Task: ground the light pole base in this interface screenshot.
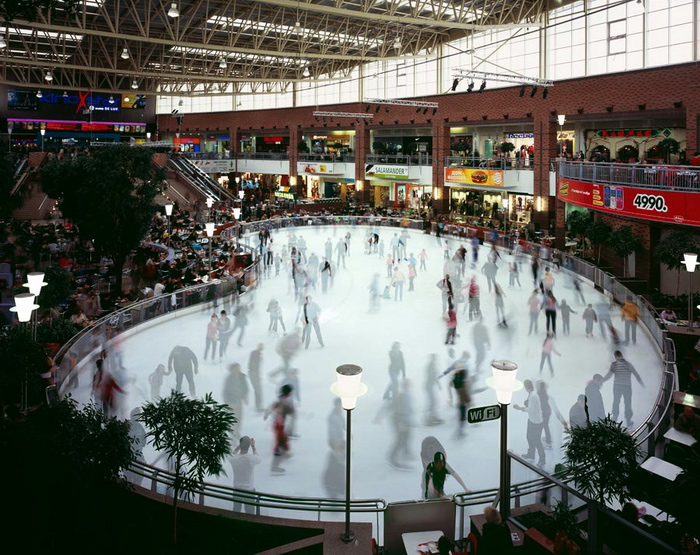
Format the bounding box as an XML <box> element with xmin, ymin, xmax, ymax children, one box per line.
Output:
<box><xmin>340</xmin><ymin>531</ymin><xmax>355</xmax><ymax>544</ymax></box>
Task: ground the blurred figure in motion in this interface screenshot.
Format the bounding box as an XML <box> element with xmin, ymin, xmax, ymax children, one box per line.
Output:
<box><xmin>223</xmin><ymin>362</ymin><xmax>249</xmax><ymax>439</ymax></box>
<box><xmin>423</xmin><ymin>354</ymin><xmax>444</xmax><ymax>426</ymax></box>
<box><xmin>266</xmin><ymin>384</ymin><xmax>295</xmax><ymax>475</ymax></box>
<box><xmin>168</xmin><ymin>345</ymin><xmax>198</xmax><ymax>397</ymax></box>
<box><xmin>388</xmin><ymin>379</ymin><xmax>414</xmax><ymax>471</ymax></box>
<box><xmin>420</xmin><ymin>436</ymin><xmax>469</xmax><ymax>499</ymax></box>
<box><xmin>248</xmin><ymin>344</ymin><xmax>264</xmax><ymax>412</ymax></box>
<box><xmin>323</xmin><ymin>398</ymin><xmax>345</xmax><ymax>498</ymax></box>
<box><xmin>231</xmin><ymin>436</ymin><xmax>260</xmax><ymax>514</ymax></box>
<box><xmin>148</xmin><ymin>363</ymin><xmax>169</xmax><ymax>401</ymax></box>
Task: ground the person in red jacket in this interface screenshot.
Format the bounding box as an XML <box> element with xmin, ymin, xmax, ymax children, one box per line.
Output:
<box><xmin>444</xmin><ymin>300</ymin><xmax>457</xmax><ymax>345</ymax></box>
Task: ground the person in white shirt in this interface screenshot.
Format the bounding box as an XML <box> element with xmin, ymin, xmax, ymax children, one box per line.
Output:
<box><xmin>514</xmin><ymin>379</ymin><xmax>545</xmax><ymax>467</ymax></box>
<box><xmin>231</xmin><ymin>436</ymin><xmax>260</xmax><ymax>514</ymax></box>
<box><xmin>302</xmin><ymin>295</ymin><xmax>324</xmax><ymax>348</ymax></box>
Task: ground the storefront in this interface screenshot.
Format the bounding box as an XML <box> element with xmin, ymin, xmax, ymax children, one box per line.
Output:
<box><xmin>585</xmin><ymin>126</ymin><xmax>685</xmax><ymax>163</ymax></box>
<box><xmin>394</xmin><ymin>183</ymin><xmax>432</xmax><ymax>211</ymax></box>
<box><xmin>174</xmin><ymin>137</ymin><xmax>200</xmax><ymax>152</ymax></box>
<box><xmin>297</xmin><ymin>161</ymin><xmax>348</xmax><ymax>199</ymax></box>
<box><xmin>365</xmin><ymin>163</ymin><xmax>412</xmax><ymax>207</ymax></box>
<box><xmin>304</xmin><ymin>133</ymin><xmax>354</xmax><ymax>155</ymax></box>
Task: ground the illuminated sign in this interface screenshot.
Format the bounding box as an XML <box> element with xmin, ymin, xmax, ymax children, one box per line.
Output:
<box><xmin>444</xmin><ymin>167</ymin><xmax>504</xmax><ymax>187</ymax></box>
<box><xmin>36</xmin><ymin>91</ymin><xmax>121</xmax><ymax>113</ymax></box>
<box><xmin>594</xmin><ymin>128</ymin><xmax>672</xmax><ymax>138</ymax></box>
<box><xmin>297</xmin><ymin>162</ymin><xmax>338</xmax><ymax>175</ymax></box>
<box><xmin>364</xmin><ymin>164</ymin><xmax>410</xmax><ymax>180</ymax></box>
<box><xmin>506</xmin><ymin>132</ymin><xmax>534</xmax><ymax>139</ymax></box>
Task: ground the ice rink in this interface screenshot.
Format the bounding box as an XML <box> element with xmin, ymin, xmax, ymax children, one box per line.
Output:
<box><xmin>67</xmin><ymin>225</ymin><xmax>663</xmax><ymax>504</ymax></box>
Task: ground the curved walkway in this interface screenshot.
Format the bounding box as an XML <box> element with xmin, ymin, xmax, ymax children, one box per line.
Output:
<box><xmin>65</xmin><ymin>225</ymin><xmax>664</xmax><ymax>505</ymax></box>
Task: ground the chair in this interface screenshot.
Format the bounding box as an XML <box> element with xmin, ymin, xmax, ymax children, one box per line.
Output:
<box><xmin>456</xmin><ymin>532</ymin><xmax>478</xmax><ymax>554</ymax></box>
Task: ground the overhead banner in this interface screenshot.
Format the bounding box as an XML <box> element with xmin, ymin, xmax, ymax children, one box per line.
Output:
<box><xmin>557</xmin><ymin>177</ymin><xmax>700</xmax><ymax>226</ymax></box>
<box><xmin>444</xmin><ymin>167</ymin><xmax>504</xmax><ymax>187</ymax></box>
<box><xmin>297</xmin><ymin>162</ymin><xmax>337</xmax><ymax>175</ymax></box>
<box><xmin>365</xmin><ymin>164</ymin><xmax>409</xmax><ymax>180</ymax></box>
<box><xmin>191</xmin><ymin>159</ymin><xmax>235</xmax><ymax>173</ymax></box>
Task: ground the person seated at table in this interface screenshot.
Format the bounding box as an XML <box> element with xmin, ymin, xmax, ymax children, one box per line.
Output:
<box><xmin>660</xmin><ymin>307</ymin><xmax>678</xmax><ymax>322</ymax></box>
<box><xmin>436</xmin><ymin>535</ymin><xmax>454</xmax><ymax>555</ymax></box>
<box><xmin>674</xmin><ymin>406</ymin><xmax>700</xmax><ymax>442</ymax></box>
<box><xmin>480</xmin><ymin>507</ymin><xmax>514</xmax><ymax>554</ymax></box>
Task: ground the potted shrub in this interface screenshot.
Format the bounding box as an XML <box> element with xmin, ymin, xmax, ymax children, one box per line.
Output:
<box><xmin>372</xmin><ymin>140</ymin><xmax>386</xmax><ymax>154</ymax></box>
<box><xmin>551</xmin><ymin>500</ymin><xmax>582</xmax><ymax>555</ymax></box>
<box><xmin>655</xmin><ymin>230</ymin><xmax>699</xmax><ymax>295</ymax></box>
<box><xmin>586</xmin><ymin>220</ymin><xmax>612</xmax><ymax>265</ymax></box>
<box><xmin>656</xmin><ymin>138</ymin><xmax>681</xmax><ymax>164</ymax></box>
<box><xmin>617</xmin><ymin>144</ymin><xmax>639</xmax><ymax>163</ymax></box>
<box><xmin>608</xmin><ymin>226</ymin><xmax>642</xmax><ymax>278</ymax></box>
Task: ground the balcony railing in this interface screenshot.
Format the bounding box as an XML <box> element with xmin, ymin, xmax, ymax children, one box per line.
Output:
<box><xmin>180</xmin><ymin>151</ymin><xmax>232</xmax><ymax>160</ymax></box>
<box><xmin>446</xmin><ymin>156</ymin><xmax>536</xmax><ymax>171</ymax></box>
<box><xmin>558</xmin><ymin>160</ymin><xmax>700</xmax><ymax>191</ymax></box>
<box><xmin>234</xmin><ymin>152</ymin><xmax>289</xmax><ymax>160</ymax></box>
<box><xmin>298</xmin><ymin>153</ymin><xmax>355</xmax><ymax>163</ymax></box>
<box><xmin>364</xmin><ymin>153</ymin><xmax>433</xmax><ymax>165</ymax></box>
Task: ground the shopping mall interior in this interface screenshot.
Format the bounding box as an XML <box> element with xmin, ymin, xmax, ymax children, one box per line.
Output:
<box><xmin>2</xmin><ymin>0</ymin><xmax>700</xmax><ymax>553</ymax></box>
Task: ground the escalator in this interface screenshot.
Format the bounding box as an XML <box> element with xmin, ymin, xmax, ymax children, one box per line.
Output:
<box><xmin>168</xmin><ymin>154</ymin><xmax>236</xmax><ymax>203</ymax></box>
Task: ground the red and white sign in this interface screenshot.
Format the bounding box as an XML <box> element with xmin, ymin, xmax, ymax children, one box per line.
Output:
<box><xmin>557</xmin><ymin>178</ymin><xmax>700</xmax><ymax>225</ymax></box>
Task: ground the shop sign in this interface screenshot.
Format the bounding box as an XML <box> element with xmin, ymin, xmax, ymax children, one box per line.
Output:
<box><xmin>557</xmin><ymin>177</ymin><xmax>700</xmax><ymax>225</ymax></box>
<box><xmin>364</xmin><ymin>164</ymin><xmax>409</xmax><ymax>179</ymax></box>
<box><xmin>275</xmin><ymin>191</ymin><xmax>297</xmax><ymax>200</ymax></box>
<box><xmin>191</xmin><ymin>159</ymin><xmax>235</xmax><ymax>173</ymax></box>
<box><xmin>594</xmin><ymin>127</ymin><xmax>671</xmax><ymax>138</ymax></box>
<box><xmin>444</xmin><ymin>167</ymin><xmax>504</xmax><ymax>187</ymax></box>
<box><xmin>506</xmin><ymin>132</ymin><xmax>534</xmax><ymax>139</ymax></box>
<box><xmin>297</xmin><ymin>162</ymin><xmax>337</xmax><ymax>174</ymax></box>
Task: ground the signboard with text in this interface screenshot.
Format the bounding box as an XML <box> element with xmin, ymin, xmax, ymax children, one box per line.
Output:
<box><xmin>444</xmin><ymin>167</ymin><xmax>504</xmax><ymax>187</ymax></box>
<box><xmin>364</xmin><ymin>164</ymin><xmax>410</xmax><ymax>180</ymax></box>
<box><xmin>297</xmin><ymin>162</ymin><xmax>337</xmax><ymax>175</ymax></box>
<box><xmin>191</xmin><ymin>159</ymin><xmax>235</xmax><ymax>173</ymax></box>
<box><xmin>558</xmin><ymin>177</ymin><xmax>700</xmax><ymax>226</ymax></box>
<box><xmin>467</xmin><ymin>404</ymin><xmax>502</xmax><ymax>424</ymax></box>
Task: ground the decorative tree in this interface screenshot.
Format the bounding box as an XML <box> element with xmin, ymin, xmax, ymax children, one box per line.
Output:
<box><xmin>567</xmin><ymin>210</ymin><xmax>593</xmax><ymax>249</ymax></box>
<box><xmin>0</xmin><ymin>325</ymin><xmax>50</xmax><ymax>409</ymax></box>
<box><xmin>654</xmin><ymin>230</ymin><xmax>699</xmax><ymax>295</ymax></box>
<box><xmin>0</xmin><ymin>152</ymin><xmax>22</xmax><ymax>219</ymax></box>
<box><xmin>297</xmin><ymin>140</ymin><xmax>309</xmax><ymax>153</ymax></box>
<box><xmin>500</xmin><ymin>141</ymin><xmax>516</xmax><ymax>156</ymax></box>
<box><xmin>37</xmin><ymin>265</ymin><xmax>74</xmax><ymax>322</ymax></box>
<box><xmin>656</xmin><ymin>138</ymin><xmax>681</xmax><ymax>164</ymax></box>
<box><xmin>372</xmin><ymin>140</ymin><xmax>386</xmax><ymax>154</ymax></box>
<box><xmin>586</xmin><ymin>220</ymin><xmax>612</xmax><ymax>264</ymax></box>
<box><xmin>564</xmin><ymin>416</ymin><xmax>641</xmax><ymax>506</ymax></box>
<box><xmin>617</xmin><ymin>144</ymin><xmax>639</xmax><ymax>163</ymax></box>
<box><xmin>609</xmin><ymin>226</ymin><xmax>642</xmax><ymax>277</ymax></box>
<box><xmin>139</xmin><ymin>391</ymin><xmax>236</xmax><ymax>544</ymax></box>
<box><xmin>41</xmin><ymin>145</ymin><xmax>165</xmax><ymax>293</ymax></box>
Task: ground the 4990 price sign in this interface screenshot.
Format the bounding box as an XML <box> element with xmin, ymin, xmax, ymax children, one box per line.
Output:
<box><xmin>632</xmin><ymin>193</ymin><xmax>669</xmax><ymax>213</ymax></box>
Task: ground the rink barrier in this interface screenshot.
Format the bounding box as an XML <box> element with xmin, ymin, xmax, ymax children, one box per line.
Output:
<box><xmin>50</xmin><ymin>220</ymin><xmax>678</xmax><ymax>550</ymax></box>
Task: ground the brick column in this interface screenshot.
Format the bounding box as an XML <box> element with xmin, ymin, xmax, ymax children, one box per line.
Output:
<box><xmin>432</xmin><ymin>120</ymin><xmax>451</xmax><ymax>215</ymax></box>
<box><xmin>533</xmin><ymin>114</ymin><xmax>558</xmax><ymax>234</ymax></box>
<box><xmin>354</xmin><ymin>124</ymin><xmax>371</xmax><ymax>205</ymax></box>
<box><xmin>288</xmin><ymin>127</ymin><xmax>300</xmax><ymax>197</ymax></box>
<box><xmin>685</xmin><ymin>103</ymin><xmax>700</xmax><ymax>155</ymax></box>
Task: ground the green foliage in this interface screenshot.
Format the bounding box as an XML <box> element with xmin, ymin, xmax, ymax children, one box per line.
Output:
<box><xmin>0</xmin><ymin>152</ymin><xmax>21</xmax><ymax>219</ymax></box>
<box><xmin>655</xmin><ymin>230</ymin><xmax>698</xmax><ymax>272</ymax></box>
<box><xmin>500</xmin><ymin>141</ymin><xmax>516</xmax><ymax>154</ymax></box>
<box><xmin>551</xmin><ymin>500</ymin><xmax>582</xmax><ymax>543</ymax></box>
<box><xmin>656</xmin><ymin>138</ymin><xmax>681</xmax><ymax>163</ymax></box>
<box><xmin>41</xmin><ymin>145</ymin><xmax>164</xmax><ymax>292</ymax></box>
<box><xmin>567</xmin><ymin>210</ymin><xmax>592</xmax><ymax>238</ymax></box>
<box><xmin>140</xmin><ymin>391</ymin><xmax>236</xmax><ymax>502</ymax></box>
<box><xmin>0</xmin><ymin>326</ymin><xmax>49</xmax><ymax>407</ymax></box>
<box><xmin>297</xmin><ymin>140</ymin><xmax>309</xmax><ymax>153</ymax></box>
<box><xmin>372</xmin><ymin>140</ymin><xmax>386</xmax><ymax>153</ymax></box>
<box><xmin>564</xmin><ymin>416</ymin><xmax>641</xmax><ymax>506</ymax></box>
<box><xmin>0</xmin><ymin>0</ymin><xmax>79</xmax><ymax>21</ymax></box>
<box><xmin>37</xmin><ymin>265</ymin><xmax>74</xmax><ymax>311</ymax></box>
<box><xmin>617</xmin><ymin>144</ymin><xmax>639</xmax><ymax>162</ymax></box>
<box><xmin>35</xmin><ymin>319</ymin><xmax>80</xmax><ymax>344</ymax></box>
<box><xmin>609</xmin><ymin>225</ymin><xmax>642</xmax><ymax>261</ymax></box>
<box><xmin>587</xmin><ymin>220</ymin><xmax>612</xmax><ymax>263</ymax></box>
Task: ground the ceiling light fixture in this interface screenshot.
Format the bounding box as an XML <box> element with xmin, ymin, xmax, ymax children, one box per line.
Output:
<box><xmin>542</xmin><ymin>88</ymin><xmax>549</xmax><ymax>99</ymax></box>
<box><xmin>375</xmin><ymin>105</ymin><xmax>381</xmax><ymax>113</ymax></box>
<box><xmin>520</xmin><ymin>84</ymin><xmax>526</xmax><ymax>97</ymax></box>
<box><xmin>62</xmin><ymin>91</ymin><xmax>68</xmax><ymax>97</ymax></box>
<box><xmin>479</xmin><ymin>80</ymin><xmax>486</xmax><ymax>93</ymax></box>
<box><xmin>394</xmin><ymin>38</ymin><xmax>402</xmax><ymax>49</ymax></box>
<box><xmin>108</xmin><ymin>95</ymin><xmax>115</xmax><ymax>104</ymax></box>
<box><xmin>530</xmin><ymin>86</ymin><xmax>538</xmax><ymax>98</ymax></box>
<box><xmin>423</xmin><ymin>107</ymin><xmax>429</xmax><ymax>115</ymax></box>
<box><xmin>167</xmin><ymin>3</ymin><xmax>179</xmax><ymax>17</ymax></box>
<box><xmin>131</xmin><ymin>79</ymin><xmax>138</xmax><ymax>89</ymax></box>
<box><xmin>432</xmin><ymin>108</ymin><xmax>438</xmax><ymax>116</ymax></box>
<box><xmin>416</xmin><ymin>107</ymin><xmax>422</xmax><ymax>113</ymax></box>
<box><xmin>44</xmin><ymin>70</ymin><xmax>53</xmax><ymax>82</ymax></box>
<box><xmin>36</xmin><ymin>90</ymin><xmax>43</xmax><ymax>98</ymax></box>
<box><xmin>467</xmin><ymin>81</ymin><xmax>474</xmax><ymax>93</ymax></box>
<box><xmin>303</xmin><ymin>67</ymin><xmax>310</xmax><ymax>77</ymax></box>
<box><xmin>295</xmin><ymin>20</ymin><xmax>301</xmax><ymax>28</ymax></box>
<box><xmin>451</xmin><ymin>78</ymin><xmax>460</xmax><ymax>92</ymax></box>
<box><xmin>365</xmin><ymin>105</ymin><xmax>371</xmax><ymax>112</ymax></box>
<box><xmin>219</xmin><ymin>58</ymin><xmax>226</xmax><ymax>69</ymax></box>
<box><xmin>121</xmin><ymin>47</ymin><xmax>129</xmax><ymax>60</ymax></box>
<box><xmin>0</xmin><ymin>37</ymin><xmax>6</xmax><ymax>49</ymax></box>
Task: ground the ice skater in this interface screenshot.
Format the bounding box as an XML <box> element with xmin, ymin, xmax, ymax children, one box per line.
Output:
<box><xmin>537</xmin><ymin>380</ymin><xmax>568</xmax><ymax>450</ymax></box>
<box><xmin>390</xmin><ymin>266</ymin><xmax>406</xmax><ymax>301</ymax></box>
<box><xmin>248</xmin><ymin>344</ymin><xmax>264</xmax><ymax>412</ymax></box>
<box><xmin>541</xmin><ymin>290</ymin><xmax>558</xmax><ymax>336</ymax></box>
<box><xmin>539</xmin><ymin>332</ymin><xmax>561</xmax><ymax>376</ymax></box>
<box><xmin>559</xmin><ymin>300</ymin><xmax>577</xmax><ymax>336</ymax></box>
<box><xmin>527</xmin><ymin>289</ymin><xmax>540</xmax><ymax>335</ymax></box>
<box><xmin>223</xmin><ymin>362</ymin><xmax>249</xmax><ymax>438</ymax></box>
<box><xmin>266</xmin><ymin>297</ymin><xmax>286</xmax><ymax>334</ymax></box>
<box><xmin>444</xmin><ymin>300</ymin><xmax>457</xmax><ymax>345</ymax></box>
<box><xmin>481</xmin><ymin>258</ymin><xmax>498</xmax><ymax>293</ymax></box>
<box><xmin>301</xmin><ymin>295</ymin><xmax>324</xmax><ymax>349</ymax></box>
<box><xmin>319</xmin><ymin>257</ymin><xmax>333</xmax><ymax>293</ymax></box>
<box><xmin>265</xmin><ymin>384</ymin><xmax>295</xmax><ymax>474</ymax></box>
<box><xmin>582</xmin><ymin>304</ymin><xmax>598</xmax><ymax>338</ymax></box>
<box><xmin>508</xmin><ymin>261</ymin><xmax>521</xmax><ymax>288</ymax></box>
<box><xmin>231</xmin><ymin>301</ymin><xmax>250</xmax><ymax>347</ymax></box>
<box><xmin>168</xmin><ymin>345</ymin><xmax>199</xmax><ymax>398</ymax></box>
<box><xmin>472</xmin><ymin>316</ymin><xmax>490</xmax><ymax>374</ymax></box>
<box><xmin>388</xmin><ymin>379</ymin><xmax>414</xmax><ymax>470</ymax></box>
<box><xmin>494</xmin><ymin>282</ymin><xmax>507</xmax><ymax>326</ymax></box>
<box><xmin>420</xmin><ymin>437</ymin><xmax>469</xmax><ymax>499</ymax></box>
<box><xmin>382</xmin><ymin>342</ymin><xmax>406</xmax><ymax>403</ymax></box>
<box><xmin>419</xmin><ymin>248</ymin><xmax>428</xmax><ymax>271</ymax></box>
<box><xmin>218</xmin><ymin>309</ymin><xmax>233</xmax><ymax>360</ymax></box>
<box><xmin>204</xmin><ymin>313</ymin><xmax>219</xmax><ymax>362</ymax></box>
<box><xmin>603</xmin><ymin>350</ymin><xmax>645</xmax><ymax>428</ymax></box>
<box><xmin>514</xmin><ymin>379</ymin><xmax>545</xmax><ymax>468</ymax></box>
<box><xmin>423</xmin><ymin>354</ymin><xmax>444</xmax><ymax>426</ymax></box>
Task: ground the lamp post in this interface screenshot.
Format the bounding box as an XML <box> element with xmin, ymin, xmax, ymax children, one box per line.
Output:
<box><xmin>330</xmin><ymin>364</ymin><xmax>368</xmax><ymax>543</ymax></box>
<box><xmin>205</xmin><ymin>222</ymin><xmax>216</xmax><ymax>274</ymax></box>
<box><xmin>40</xmin><ymin>128</ymin><xmax>45</xmax><ymax>152</ymax></box>
<box><xmin>206</xmin><ymin>197</ymin><xmax>215</xmax><ymax>224</ymax></box>
<box><xmin>11</xmin><ymin>292</ymin><xmax>40</xmax><ymax>411</ymax></box>
<box><xmin>557</xmin><ymin>114</ymin><xmax>566</xmax><ymax>159</ymax></box>
<box><xmin>486</xmin><ymin>360</ymin><xmax>521</xmax><ymax>521</ymax></box>
<box><xmin>683</xmin><ymin>253</ymin><xmax>698</xmax><ymax>325</ymax></box>
<box><xmin>23</xmin><ymin>272</ymin><xmax>47</xmax><ymax>341</ymax></box>
<box><xmin>165</xmin><ymin>203</ymin><xmax>174</xmax><ymax>246</ymax></box>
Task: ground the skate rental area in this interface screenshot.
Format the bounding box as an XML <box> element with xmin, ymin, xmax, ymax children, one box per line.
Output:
<box><xmin>64</xmin><ymin>224</ymin><xmax>663</xmax><ymax>510</ymax></box>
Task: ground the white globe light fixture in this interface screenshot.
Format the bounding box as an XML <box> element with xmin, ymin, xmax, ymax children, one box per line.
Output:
<box><xmin>164</xmin><ymin>203</ymin><xmax>174</xmax><ymax>216</ymax></box>
<box><xmin>11</xmin><ymin>293</ymin><xmax>39</xmax><ymax>323</ymax></box>
<box><xmin>557</xmin><ymin>114</ymin><xmax>566</xmax><ymax>127</ymax></box>
<box><xmin>683</xmin><ymin>253</ymin><xmax>699</xmax><ymax>324</ymax></box>
<box><xmin>233</xmin><ymin>207</ymin><xmax>241</xmax><ymax>220</ymax></box>
<box><xmin>487</xmin><ymin>359</ymin><xmax>521</xmax><ymax>405</ymax></box>
<box><xmin>205</xmin><ymin>222</ymin><xmax>216</xmax><ymax>237</ymax></box>
<box><xmin>683</xmin><ymin>253</ymin><xmax>698</xmax><ymax>272</ymax></box>
<box><xmin>167</xmin><ymin>2</ymin><xmax>179</xmax><ymax>17</ymax></box>
<box><xmin>206</xmin><ymin>197</ymin><xmax>214</xmax><ymax>209</ymax></box>
<box><xmin>24</xmin><ymin>272</ymin><xmax>48</xmax><ymax>296</ymax></box>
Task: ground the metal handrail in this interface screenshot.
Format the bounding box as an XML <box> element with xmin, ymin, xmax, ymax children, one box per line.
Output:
<box><xmin>558</xmin><ymin>160</ymin><xmax>700</xmax><ymax>191</ymax></box>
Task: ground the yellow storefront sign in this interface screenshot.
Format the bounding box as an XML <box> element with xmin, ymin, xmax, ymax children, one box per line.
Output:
<box><xmin>444</xmin><ymin>167</ymin><xmax>504</xmax><ymax>187</ymax></box>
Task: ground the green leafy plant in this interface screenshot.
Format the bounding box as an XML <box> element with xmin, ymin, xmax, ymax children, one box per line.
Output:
<box><xmin>297</xmin><ymin>140</ymin><xmax>309</xmax><ymax>153</ymax></box>
<box><xmin>551</xmin><ymin>499</ymin><xmax>582</xmax><ymax>544</ymax></box>
<box><xmin>372</xmin><ymin>140</ymin><xmax>386</xmax><ymax>154</ymax></box>
<box><xmin>35</xmin><ymin>319</ymin><xmax>80</xmax><ymax>345</ymax></box>
<box><xmin>655</xmin><ymin>230</ymin><xmax>699</xmax><ymax>295</ymax></box>
<box><xmin>617</xmin><ymin>144</ymin><xmax>639</xmax><ymax>163</ymax></box>
<box><xmin>567</xmin><ymin>210</ymin><xmax>593</xmax><ymax>247</ymax></box>
<box><xmin>0</xmin><ymin>152</ymin><xmax>22</xmax><ymax>219</ymax></box>
<box><xmin>139</xmin><ymin>391</ymin><xmax>236</xmax><ymax>544</ymax></box>
<box><xmin>37</xmin><ymin>265</ymin><xmax>74</xmax><ymax>316</ymax></box>
<box><xmin>0</xmin><ymin>326</ymin><xmax>50</xmax><ymax>409</ymax></box>
<box><xmin>656</xmin><ymin>138</ymin><xmax>681</xmax><ymax>164</ymax></box>
<box><xmin>500</xmin><ymin>141</ymin><xmax>516</xmax><ymax>155</ymax></box>
<box><xmin>564</xmin><ymin>416</ymin><xmax>641</xmax><ymax>506</ymax></box>
<box><xmin>586</xmin><ymin>220</ymin><xmax>612</xmax><ymax>265</ymax></box>
<box><xmin>609</xmin><ymin>226</ymin><xmax>642</xmax><ymax>277</ymax></box>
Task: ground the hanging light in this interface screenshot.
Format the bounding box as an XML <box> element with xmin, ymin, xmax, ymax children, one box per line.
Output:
<box><xmin>44</xmin><ymin>70</ymin><xmax>53</xmax><ymax>82</ymax></box>
<box><xmin>542</xmin><ymin>88</ymin><xmax>549</xmax><ymax>99</ymax></box>
<box><xmin>0</xmin><ymin>36</ymin><xmax>6</xmax><ymax>49</ymax></box>
<box><xmin>108</xmin><ymin>95</ymin><xmax>115</xmax><ymax>104</ymax></box>
<box><xmin>303</xmin><ymin>67</ymin><xmax>310</xmax><ymax>77</ymax></box>
<box><xmin>62</xmin><ymin>91</ymin><xmax>68</xmax><ymax>97</ymax></box>
<box><xmin>121</xmin><ymin>47</ymin><xmax>129</xmax><ymax>60</ymax></box>
<box><xmin>530</xmin><ymin>86</ymin><xmax>538</xmax><ymax>98</ymax></box>
<box><xmin>467</xmin><ymin>81</ymin><xmax>474</xmax><ymax>93</ymax></box>
<box><xmin>131</xmin><ymin>79</ymin><xmax>138</xmax><ymax>89</ymax></box>
<box><xmin>394</xmin><ymin>37</ymin><xmax>402</xmax><ymax>49</ymax></box>
<box><xmin>295</xmin><ymin>20</ymin><xmax>301</xmax><ymax>28</ymax></box>
<box><xmin>167</xmin><ymin>2</ymin><xmax>179</xmax><ymax>17</ymax></box>
<box><xmin>124</xmin><ymin>96</ymin><xmax>130</xmax><ymax>102</ymax></box>
<box><xmin>451</xmin><ymin>78</ymin><xmax>460</xmax><ymax>92</ymax></box>
<box><xmin>219</xmin><ymin>57</ymin><xmax>226</xmax><ymax>69</ymax></box>
<box><xmin>36</xmin><ymin>90</ymin><xmax>43</xmax><ymax>98</ymax></box>
<box><xmin>479</xmin><ymin>80</ymin><xmax>487</xmax><ymax>93</ymax></box>
<box><xmin>519</xmin><ymin>84</ymin><xmax>526</xmax><ymax>97</ymax></box>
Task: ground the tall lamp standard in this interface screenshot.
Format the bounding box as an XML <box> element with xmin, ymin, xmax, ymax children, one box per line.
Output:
<box><xmin>164</xmin><ymin>203</ymin><xmax>174</xmax><ymax>246</ymax></box>
<box><xmin>11</xmin><ymin>292</ymin><xmax>40</xmax><ymax>411</ymax></box>
<box><xmin>205</xmin><ymin>222</ymin><xmax>216</xmax><ymax>275</ymax></box>
<box><xmin>682</xmin><ymin>253</ymin><xmax>698</xmax><ymax>325</ymax></box>
<box><xmin>486</xmin><ymin>360</ymin><xmax>521</xmax><ymax>520</ymax></box>
<box><xmin>40</xmin><ymin>128</ymin><xmax>45</xmax><ymax>152</ymax></box>
<box><xmin>557</xmin><ymin>114</ymin><xmax>566</xmax><ymax>159</ymax></box>
<box><xmin>330</xmin><ymin>364</ymin><xmax>368</xmax><ymax>543</ymax></box>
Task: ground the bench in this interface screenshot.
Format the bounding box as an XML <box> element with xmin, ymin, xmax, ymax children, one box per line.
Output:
<box><xmin>673</xmin><ymin>391</ymin><xmax>700</xmax><ymax>409</ymax></box>
<box><xmin>640</xmin><ymin>456</ymin><xmax>683</xmax><ymax>481</ymax></box>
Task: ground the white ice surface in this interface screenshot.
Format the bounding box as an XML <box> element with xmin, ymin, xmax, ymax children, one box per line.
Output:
<box><xmin>67</xmin><ymin>225</ymin><xmax>663</xmax><ymax>507</ymax></box>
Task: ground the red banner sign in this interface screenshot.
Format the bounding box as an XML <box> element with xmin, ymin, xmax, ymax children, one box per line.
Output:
<box><xmin>557</xmin><ymin>178</ymin><xmax>700</xmax><ymax>226</ymax></box>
